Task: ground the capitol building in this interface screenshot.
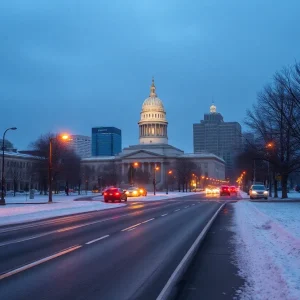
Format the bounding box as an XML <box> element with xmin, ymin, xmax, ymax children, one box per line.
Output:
<box><xmin>82</xmin><ymin>79</ymin><xmax>225</xmax><ymax>189</ymax></box>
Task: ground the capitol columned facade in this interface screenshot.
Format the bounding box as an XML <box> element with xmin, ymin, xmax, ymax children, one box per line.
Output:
<box><xmin>82</xmin><ymin>79</ymin><xmax>225</xmax><ymax>189</ymax></box>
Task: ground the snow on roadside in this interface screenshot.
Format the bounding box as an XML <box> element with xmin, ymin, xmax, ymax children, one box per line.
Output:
<box><xmin>239</xmin><ymin>190</ymin><xmax>300</xmax><ymax>200</ymax></box>
<box><xmin>232</xmin><ymin>201</ymin><xmax>300</xmax><ymax>300</ymax></box>
<box><xmin>3</xmin><ymin>192</ymin><xmax>98</xmax><ymax>204</ymax></box>
<box><xmin>126</xmin><ymin>191</ymin><xmax>203</xmax><ymax>201</ymax></box>
<box><xmin>0</xmin><ymin>200</ymin><xmax>124</xmax><ymax>226</ymax></box>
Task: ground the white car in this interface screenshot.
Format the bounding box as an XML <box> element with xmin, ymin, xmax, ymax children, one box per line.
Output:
<box><xmin>249</xmin><ymin>185</ymin><xmax>269</xmax><ymax>199</ymax></box>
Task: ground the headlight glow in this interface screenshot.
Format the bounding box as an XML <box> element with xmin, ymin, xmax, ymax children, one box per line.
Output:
<box><xmin>251</xmin><ymin>191</ymin><xmax>257</xmax><ymax>194</ymax></box>
<box><xmin>133</xmin><ymin>191</ymin><xmax>137</xmax><ymax>194</ymax></box>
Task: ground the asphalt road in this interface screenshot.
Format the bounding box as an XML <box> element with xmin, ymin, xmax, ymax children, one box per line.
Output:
<box><xmin>0</xmin><ymin>193</ymin><xmax>237</xmax><ymax>300</ymax></box>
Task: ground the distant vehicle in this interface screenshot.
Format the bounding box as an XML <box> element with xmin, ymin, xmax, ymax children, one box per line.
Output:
<box><xmin>138</xmin><ymin>187</ymin><xmax>147</xmax><ymax>196</ymax></box>
<box><xmin>102</xmin><ymin>186</ymin><xmax>115</xmax><ymax>195</ymax></box>
<box><xmin>125</xmin><ymin>187</ymin><xmax>140</xmax><ymax>197</ymax></box>
<box><xmin>103</xmin><ymin>188</ymin><xmax>127</xmax><ymax>202</ymax></box>
<box><xmin>229</xmin><ymin>186</ymin><xmax>238</xmax><ymax>195</ymax></box>
<box><xmin>220</xmin><ymin>186</ymin><xmax>230</xmax><ymax>196</ymax></box>
<box><xmin>205</xmin><ymin>187</ymin><xmax>212</xmax><ymax>194</ymax></box>
<box><xmin>92</xmin><ymin>188</ymin><xmax>100</xmax><ymax>193</ymax></box>
<box><xmin>249</xmin><ymin>185</ymin><xmax>268</xmax><ymax>199</ymax></box>
<box><xmin>294</xmin><ymin>185</ymin><xmax>300</xmax><ymax>192</ymax></box>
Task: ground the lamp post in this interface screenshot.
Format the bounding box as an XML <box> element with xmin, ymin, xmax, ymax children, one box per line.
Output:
<box><xmin>266</xmin><ymin>142</ymin><xmax>274</xmax><ymax>197</ymax></box>
<box><xmin>166</xmin><ymin>170</ymin><xmax>172</xmax><ymax>194</ymax></box>
<box><xmin>153</xmin><ymin>164</ymin><xmax>159</xmax><ymax>195</ymax></box>
<box><xmin>130</xmin><ymin>162</ymin><xmax>139</xmax><ymax>186</ymax></box>
<box><xmin>1</xmin><ymin>127</ymin><xmax>17</xmax><ymax>205</ymax></box>
<box><xmin>48</xmin><ymin>133</ymin><xmax>70</xmax><ymax>203</ymax></box>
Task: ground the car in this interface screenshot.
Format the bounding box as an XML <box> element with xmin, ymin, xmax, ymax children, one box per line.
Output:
<box><xmin>138</xmin><ymin>187</ymin><xmax>147</xmax><ymax>196</ymax></box>
<box><xmin>220</xmin><ymin>185</ymin><xmax>230</xmax><ymax>196</ymax></box>
<box><xmin>205</xmin><ymin>187</ymin><xmax>212</xmax><ymax>194</ymax></box>
<box><xmin>103</xmin><ymin>188</ymin><xmax>127</xmax><ymax>202</ymax></box>
<box><xmin>229</xmin><ymin>186</ymin><xmax>238</xmax><ymax>195</ymax></box>
<box><xmin>249</xmin><ymin>184</ymin><xmax>269</xmax><ymax>199</ymax></box>
<box><xmin>125</xmin><ymin>187</ymin><xmax>140</xmax><ymax>197</ymax></box>
<box><xmin>101</xmin><ymin>186</ymin><xmax>115</xmax><ymax>195</ymax></box>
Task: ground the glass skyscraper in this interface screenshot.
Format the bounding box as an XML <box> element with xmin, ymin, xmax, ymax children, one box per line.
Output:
<box><xmin>92</xmin><ymin>127</ymin><xmax>122</xmax><ymax>156</ymax></box>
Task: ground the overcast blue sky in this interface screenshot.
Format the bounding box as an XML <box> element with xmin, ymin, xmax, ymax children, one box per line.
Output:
<box><xmin>1</xmin><ymin>0</ymin><xmax>300</xmax><ymax>152</ymax></box>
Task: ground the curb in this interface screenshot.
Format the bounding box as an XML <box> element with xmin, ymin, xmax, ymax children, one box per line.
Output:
<box><xmin>156</xmin><ymin>203</ymin><xmax>225</xmax><ymax>300</ymax></box>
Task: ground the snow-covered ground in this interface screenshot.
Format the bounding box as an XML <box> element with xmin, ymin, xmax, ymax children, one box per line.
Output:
<box><xmin>232</xmin><ymin>201</ymin><xmax>300</xmax><ymax>300</ymax></box>
<box><xmin>3</xmin><ymin>192</ymin><xmax>97</xmax><ymax>204</ymax></box>
<box><xmin>0</xmin><ymin>191</ymin><xmax>200</xmax><ymax>226</ymax></box>
<box><xmin>126</xmin><ymin>191</ymin><xmax>201</xmax><ymax>201</ymax></box>
<box><xmin>239</xmin><ymin>190</ymin><xmax>300</xmax><ymax>200</ymax></box>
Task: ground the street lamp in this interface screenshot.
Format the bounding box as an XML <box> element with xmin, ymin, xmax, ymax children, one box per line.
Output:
<box><xmin>1</xmin><ymin>127</ymin><xmax>17</xmax><ymax>205</ymax></box>
<box><xmin>153</xmin><ymin>164</ymin><xmax>160</xmax><ymax>195</ymax></box>
<box><xmin>265</xmin><ymin>142</ymin><xmax>274</xmax><ymax>197</ymax></box>
<box><xmin>130</xmin><ymin>162</ymin><xmax>139</xmax><ymax>186</ymax></box>
<box><xmin>166</xmin><ymin>170</ymin><xmax>172</xmax><ymax>194</ymax></box>
<box><xmin>48</xmin><ymin>133</ymin><xmax>70</xmax><ymax>203</ymax></box>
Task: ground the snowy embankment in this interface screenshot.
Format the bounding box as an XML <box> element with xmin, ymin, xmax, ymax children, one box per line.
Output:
<box><xmin>239</xmin><ymin>190</ymin><xmax>300</xmax><ymax>200</ymax></box>
<box><xmin>0</xmin><ymin>194</ymin><xmax>124</xmax><ymax>226</ymax></box>
<box><xmin>232</xmin><ymin>201</ymin><xmax>300</xmax><ymax>300</ymax></box>
<box><xmin>0</xmin><ymin>191</ymin><xmax>200</xmax><ymax>226</ymax></box>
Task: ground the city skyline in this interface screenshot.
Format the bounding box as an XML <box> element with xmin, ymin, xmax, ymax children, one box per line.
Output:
<box><xmin>1</xmin><ymin>1</ymin><xmax>300</xmax><ymax>152</ymax></box>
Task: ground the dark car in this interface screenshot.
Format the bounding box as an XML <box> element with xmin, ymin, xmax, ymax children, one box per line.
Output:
<box><xmin>229</xmin><ymin>186</ymin><xmax>238</xmax><ymax>195</ymax></box>
<box><xmin>220</xmin><ymin>185</ymin><xmax>230</xmax><ymax>196</ymax></box>
<box><xmin>104</xmin><ymin>188</ymin><xmax>127</xmax><ymax>203</ymax></box>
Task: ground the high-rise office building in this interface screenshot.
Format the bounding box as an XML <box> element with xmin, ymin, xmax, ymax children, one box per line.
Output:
<box><xmin>68</xmin><ymin>135</ymin><xmax>91</xmax><ymax>158</ymax></box>
<box><xmin>193</xmin><ymin>104</ymin><xmax>242</xmax><ymax>178</ymax></box>
<box><xmin>92</xmin><ymin>127</ymin><xmax>122</xmax><ymax>156</ymax></box>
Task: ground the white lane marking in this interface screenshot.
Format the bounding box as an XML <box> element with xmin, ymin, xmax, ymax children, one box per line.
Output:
<box><xmin>174</xmin><ymin>209</ymin><xmax>180</xmax><ymax>212</ymax></box>
<box><xmin>184</xmin><ymin>206</ymin><xmax>189</xmax><ymax>209</ymax></box>
<box><xmin>128</xmin><ymin>228</ymin><xmax>136</xmax><ymax>232</ymax></box>
<box><xmin>0</xmin><ymin>232</ymin><xmax>55</xmax><ymax>248</ymax></box>
<box><xmin>121</xmin><ymin>223</ymin><xmax>142</xmax><ymax>232</ymax></box>
<box><xmin>157</xmin><ymin>204</ymin><xmax>225</xmax><ymax>300</ymax></box>
<box><xmin>0</xmin><ymin>245</ymin><xmax>82</xmax><ymax>281</ymax></box>
<box><xmin>57</xmin><ymin>225</ymin><xmax>83</xmax><ymax>233</ymax></box>
<box><xmin>141</xmin><ymin>218</ymin><xmax>154</xmax><ymax>224</ymax></box>
<box><xmin>192</xmin><ymin>204</ymin><xmax>195</xmax><ymax>206</ymax></box>
<box><xmin>161</xmin><ymin>214</ymin><xmax>168</xmax><ymax>217</ymax></box>
<box><xmin>85</xmin><ymin>235</ymin><xmax>109</xmax><ymax>245</ymax></box>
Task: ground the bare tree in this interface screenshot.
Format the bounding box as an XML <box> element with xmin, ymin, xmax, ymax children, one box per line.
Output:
<box><xmin>245</xmin><ymin>62</ymin><xmax>300</xmax><ymax>198</ymax></box>
<box><xmin>174</xmin><ymin>159</ymin><xmax>197</xmax><ymax>192</ymax></box>
<box><xmin>30</xmin><ymin>133</ymin><xmax>81</xmax><ymax>194</ymax></box>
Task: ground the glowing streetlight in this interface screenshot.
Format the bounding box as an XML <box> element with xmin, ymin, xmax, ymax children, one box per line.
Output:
<box><xmin>48</xmin><ymin>133</ymin><xmax>71</xmax><ymax>203</ymax></box>
<box><xmin>166</xmin><ymin>170</ymin><xmax>173</xmax><ymax>194</ymax></box>
<box><xmin>153</xmin><ymin>164</ymin><xmax>160</xmax><ymax>195</ymax></box>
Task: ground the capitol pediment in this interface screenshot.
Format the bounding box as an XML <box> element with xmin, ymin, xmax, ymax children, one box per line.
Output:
<box><xmin>120</xmin><ymin>150</ymin><xmax>164</xmax><ymax>159</ymax></box>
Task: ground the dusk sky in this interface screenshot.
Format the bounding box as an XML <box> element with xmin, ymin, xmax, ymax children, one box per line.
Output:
<box><xmin>1</xmin><ymin>0</ymin><xmax>300</xmax><ymax>152</ymax></box>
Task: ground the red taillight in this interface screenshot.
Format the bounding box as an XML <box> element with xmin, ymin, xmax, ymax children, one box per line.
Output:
<box><xmin>115</xmin><ymin>193</ymin><xmax>120</xmax><ymax>196</ymax></box>
<box><xmin>104</xmin><ymin>192</ymin><xmax>107</xmax><ymax>196</ymax></box>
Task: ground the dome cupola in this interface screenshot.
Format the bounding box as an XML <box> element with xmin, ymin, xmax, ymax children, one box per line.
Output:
<box><xmin>138</xmin><ymin>78</ymin><xmax>168</xmax><ymax>144</ymax></box>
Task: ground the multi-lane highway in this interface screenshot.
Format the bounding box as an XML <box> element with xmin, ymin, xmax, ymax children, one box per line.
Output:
<box><xmin>0</xmin><ymin>193</ymin><xmax>238</xmax><ymax>300</ymax></box>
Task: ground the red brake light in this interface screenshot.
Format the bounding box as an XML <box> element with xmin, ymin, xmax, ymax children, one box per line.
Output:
<box><xmin>115</xmin><ymin>192</ymin><xmax>120</xmax><ymax>196</ymax></box>
<box><xmin>104</xmin><ymin>192</ymin><xmax>107</xmax><ymax>196</ymax></box>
